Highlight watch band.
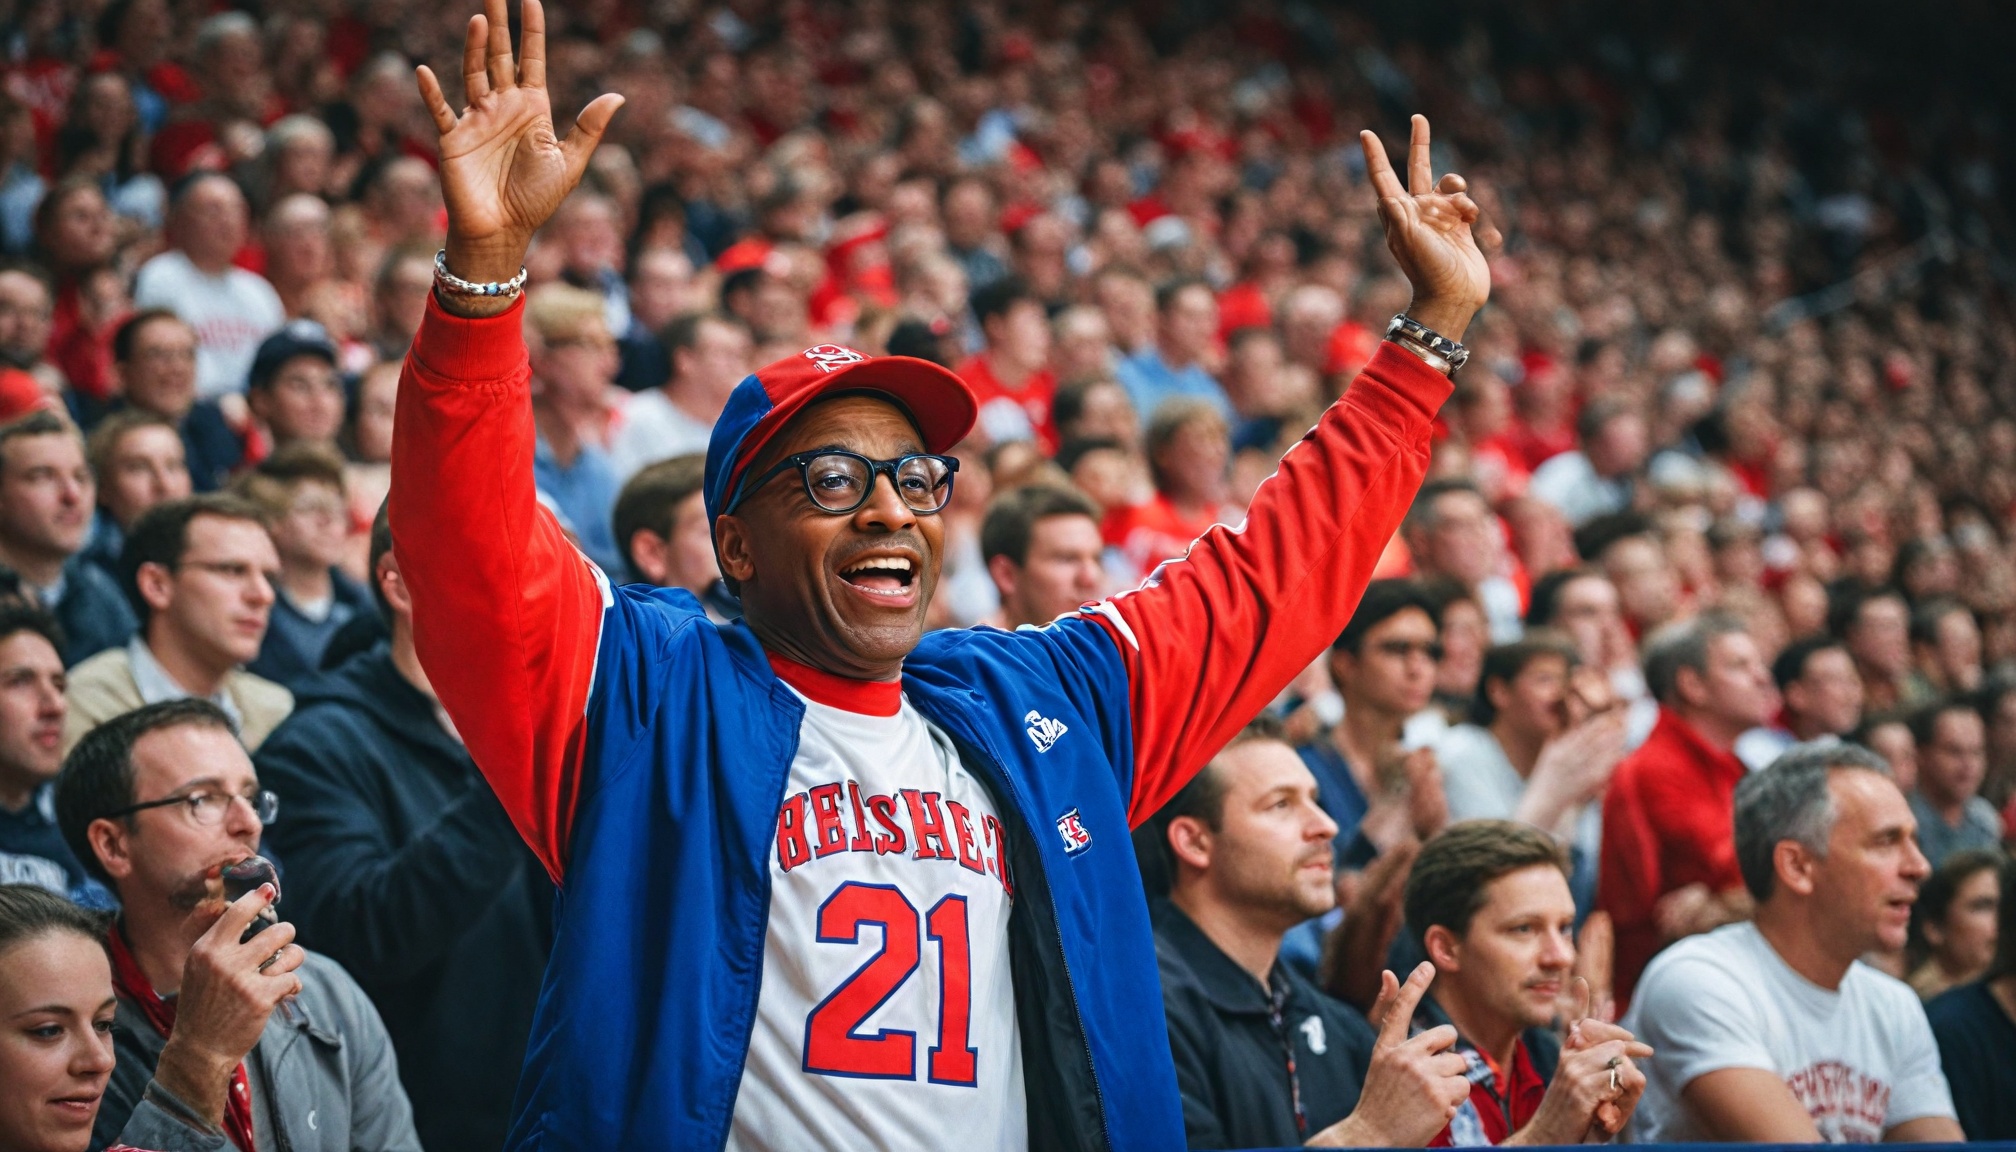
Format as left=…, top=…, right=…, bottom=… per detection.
left=433, top=250, right=529, bottom=299
left=1384, top=313, right=1470, bottom=375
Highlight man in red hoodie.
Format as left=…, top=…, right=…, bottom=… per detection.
left=1598, top=612, right=1779, bottom=1007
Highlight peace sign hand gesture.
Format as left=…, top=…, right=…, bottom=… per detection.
left=1358, top=115, right=1496, bottom=342
left=416, top=0, right=624, bottom=316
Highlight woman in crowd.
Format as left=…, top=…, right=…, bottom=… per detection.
left=0, top=884, right=127, bottom=1152
left=1905, top=848, right=2003, bottom=1001
left=1927, top=856, right=2016, bottom=1140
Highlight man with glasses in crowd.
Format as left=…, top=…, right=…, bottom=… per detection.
left=53, top=698, right=420, bottom=1150
left=63, top=493, right=293, bottom=754
left=387, top=3, right=1488, bottom=1146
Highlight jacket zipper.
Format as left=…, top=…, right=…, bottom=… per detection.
left=926, top=692, right=1115, bottom=1152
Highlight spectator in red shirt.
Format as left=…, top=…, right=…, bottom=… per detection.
left=1504, top=358, right=1576, bottom=473
left=148, top=12, right=283, bottom=179
left=1451, top=369, right=1529, bottom=503
left=33, top=180, right=122, bottom=406
left=956, top=276, right=1058, bottom=453
left=1101, top=396, right=1232, bottom=583
left=1404, top=821, right=1650, bottom=1146
left=1598, top=612, right=1780, bottom=1007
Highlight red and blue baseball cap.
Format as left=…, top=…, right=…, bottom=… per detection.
left=703, top=343, right=977, bottom=526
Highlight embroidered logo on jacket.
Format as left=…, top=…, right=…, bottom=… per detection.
left=1055, top=808, right=1092, bottom=856
left=1299, top=1016, right=1327, bottom=1054
left=1024, top=710, right=1069, bottom=753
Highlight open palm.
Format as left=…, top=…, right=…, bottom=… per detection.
left=417, top=0, right=623, bottom=280
left=1358, top=115, right=1495, bottom=333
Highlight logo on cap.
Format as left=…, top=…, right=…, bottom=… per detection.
left=801, top=344, right=867, bottom=373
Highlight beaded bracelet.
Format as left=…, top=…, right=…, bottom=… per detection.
left=433, top=250, right=529, bottom=298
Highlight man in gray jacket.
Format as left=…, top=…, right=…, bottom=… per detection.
left=53, top=697, right=420, bottom=1151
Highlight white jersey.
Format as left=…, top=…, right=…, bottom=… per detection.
left=727, top=678, right=1025, bottom=1152
left=132, top=250, right=285, bottom=398
left=1623, top=921, right=1955, bottom=1143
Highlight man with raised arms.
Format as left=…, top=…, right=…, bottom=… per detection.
left=390, top=3, right=1494, bottom=1146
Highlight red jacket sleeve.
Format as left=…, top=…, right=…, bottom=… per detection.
left=387, top=294, right=605, bottom=883
left=1088, top=343, right=1451, bottom=826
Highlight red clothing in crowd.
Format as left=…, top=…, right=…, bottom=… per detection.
left=1503, top=416, right=1577, bottom=473
left=0, top=368, right=47, bottom=422
left=954, top=352, right=1058, bottom=454
left=1469, top=433, right=1532, bottom=500
left=1597, top=707, right=1750, bottom=1009
left=1103, top=493, right=1231, bottom=583
left=1427, top=1034, right=1547, bottom=1146
left=1217, top=280, right=1271, bottom=338
left=49, top=281, right=117, bottom=402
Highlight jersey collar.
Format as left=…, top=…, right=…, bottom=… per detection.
left=766, top=652, right=902, bottom=717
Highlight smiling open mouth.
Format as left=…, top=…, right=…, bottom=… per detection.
left=839, top=555, right=916, bottom=597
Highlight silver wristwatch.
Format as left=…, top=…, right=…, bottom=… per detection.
left=1384, top=313, right=1470, bottom=376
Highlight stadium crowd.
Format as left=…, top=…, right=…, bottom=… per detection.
left=0, top=0, right=2012, bottom=1148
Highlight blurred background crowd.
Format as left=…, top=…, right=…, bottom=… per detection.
left=0, top=0, right=2013, bottom=1148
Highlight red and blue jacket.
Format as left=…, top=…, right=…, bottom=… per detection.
left=387, top=294, right=1449, bottom=1151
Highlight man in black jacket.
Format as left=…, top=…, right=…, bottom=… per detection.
left=256, top=505, right=551, bottom=1152
left=1136, top=721, right=1472, bottom=1149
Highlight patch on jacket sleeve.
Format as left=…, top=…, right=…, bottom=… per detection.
left=1023, top=710, right=1069, bottom=753
left=1054, top=807, right=1092, bottom=856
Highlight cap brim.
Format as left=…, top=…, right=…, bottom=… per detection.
left=731, top=355, right=977, bottom=491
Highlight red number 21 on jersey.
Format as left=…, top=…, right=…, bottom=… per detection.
left=802, top=881, right=978, bottom=1086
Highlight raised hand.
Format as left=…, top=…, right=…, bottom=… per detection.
left=1358, top=115, right=1496, bottom=341
left=1516, top=707, right=1629, bottom=831
left=1310, top=962, right=1472, bottom=1148
left=416, top=0, right=624, bottom=308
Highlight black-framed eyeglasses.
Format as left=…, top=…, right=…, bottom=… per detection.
left=101, top=788, right=279, bottom=827
left=733, top=450, right=959, bottom=516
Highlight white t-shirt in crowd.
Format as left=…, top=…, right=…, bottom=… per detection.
left=1528, top=451, right=1631, bottom=527
left=1622, top=921, right=1956, bottom=1143
left=132, top=250, right=285, bottom=398
left=727, top=685, right=1025, bottom=1152
left=609, top=388, right=714, bottom=481
left=1434, top=723, right=1601, bottom=864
